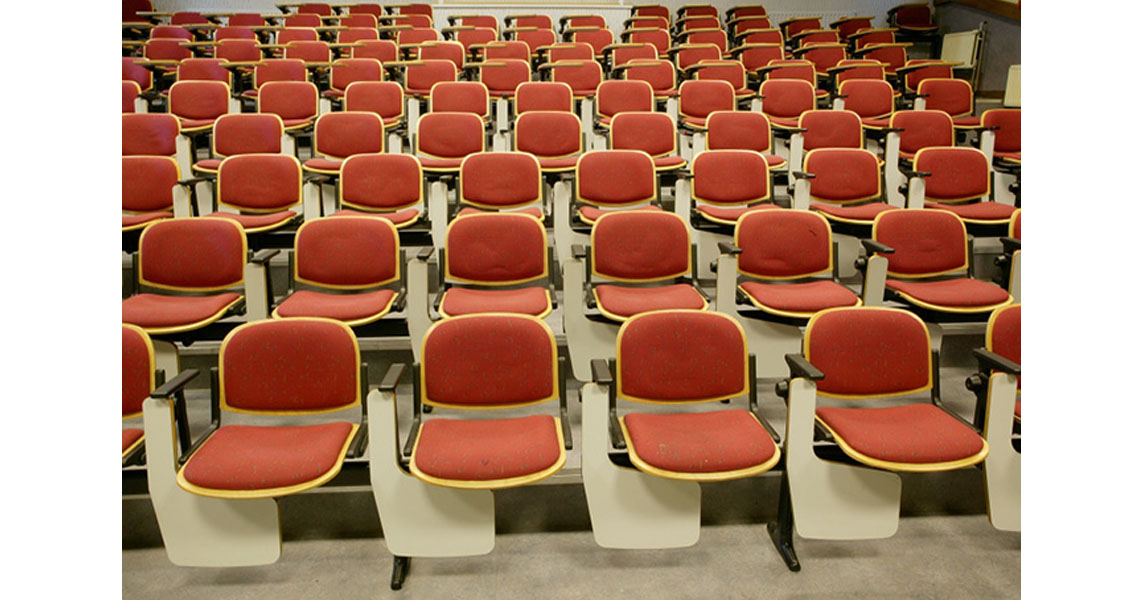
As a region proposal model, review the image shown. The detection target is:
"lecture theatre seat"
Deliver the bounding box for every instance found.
[969,303,1021,532]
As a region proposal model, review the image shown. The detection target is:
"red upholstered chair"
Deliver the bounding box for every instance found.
[284,39,332,65]
[795,148,897,234]
[625,16,669,30]
[539,59,604,124]
[780,17,823,41]
[122,324,155,466]
[581,310,789,564]
[563,210,709,380]
[397,59,458,134]
[321,153,423,228]
[738,28,784,47]
[192,113,286,175]
[123,113,193,178]
[714,210,866,379]
[622,28,671,58]
[143,317,367,566]
[515,81,574,114]
[689,60,755,105]
[124,57,154,95]
[675,16,720,34]
[515,110,584,175]
[915,78,980,129]
[228,13,266,27]
[831,16,874,41]
[150,25,195,41]
[560,14,606,33]
[283,14,322,29]
[428,81,491,123]
[123,80,145,114]
[414,40,466,70]
[258,80,319,135]
[757,78,815,133]
[609,112,686,173]
[705,111,786,170]
[678,5,718,19]
[456,152,545,218]
[678,79,735,132]
[835,79,895,130]
[272,216,403,327]
[677,29,729,58]
[122,156,178,235]
[633,4,671,20]
[791,43,846,87]
[447,14,499,33]
[214,26,257,43]
[368,312,569,589]
[849,28,897,50]
[297,3,333,16]
[783,306,989,540]
[888,2,938,39]
[787,109,869,179]
[594,79,655,129]
[506,27,557,58]
[571,149,660,226]
[969,303,1021,531]
[338,27,380,45]
[731,43,784,75]
[396,27,441,49]
[322,58,384,108]
[869,209,1013,317]
[474,59,530,135]
[240,59,308,103]
[729,17,774,40]
[538,42,594,64]
[852,43,909,76]
[505,14,553,29]
[344,81,407,134]
[755,60,827,102]
[980,108,1020,208]
[679,149,775,231]
[349,4,383,18]
[277,27,320,47]
[670,43,721,72]
[602,43,658,72]
[304,111,386,175]
[898,59,953,95]
[613,59,678,107]
[882,109,954,205]
[215,39,261,67]
[352,39,399,63]
[122,217,272,337]
[167,80,232,135]
[907,147,1016,234]
[446,27,498,55]
[789,29,840,50]
[203,154,302,234]
[414,111,485,174]
[480,41,531,62]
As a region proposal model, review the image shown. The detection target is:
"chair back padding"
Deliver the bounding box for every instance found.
[460,152,542,209]
[679,80,736,119]
[516,82,574,113]
[253,59,308,88]
[169,81,229,120]
[592,211,690,281]
[330,58,384,93]
[916,78,973,117]
[398,28,439,46]
[597,80,655,118]
[446,213,548,284]
[617,311,748,402]
[982,108,1021,153]
[805,307,932,398]
[421,314,557,408]
[515,111,582,157]
[873,209,969,276]
[611,112,677,156]
[406,59,456,90]
[551,60,603,95]
[429,81,490,117]
[891,110,954,155]
[295,217,400,288]
[339,27,379,44]
[122,325,155,418]
[216,39,261,62]
[259,81,319,120]
[692,150,769,205]
[218,154,302,211]
[707,111,773,153]
[611,44,657,67]
[838,79,894,119]
[694,61,748,92]
[576,150,656,206]
[177,59,230,84]
[736,210,832,279]
[675,44,720,70]
[352,39,398,62]
[340,153,421,211]
[221,318,360,413]
[123,79,141,114]
[314,111,385,158]
[759,79,815,119]
[418,42,465,70]
[914,147,990,202]
[213,114,283,157]
[800,109,863,150]
[344,81,404,119]
[123,156,179,212]
[622,60,675,95]
[480,59,530,92]
[804,148,881,203]
[987,303,1021,388]
[139,218,246,290]
[144,38,192,62]
[286,40,333,63]
[416,112,485,158]
[123,58,153,93]
[547,42,593,62]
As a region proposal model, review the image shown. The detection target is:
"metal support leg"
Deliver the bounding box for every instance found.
[767,471,801,572]
[390,556,409,590]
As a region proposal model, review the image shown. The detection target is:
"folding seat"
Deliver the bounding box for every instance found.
[782,306,989,541]
[979,108,1020,206]
[674,16,720,36]
[398,58,458,132]
[514,110,584,176]
[473,59,531,140]
[553,149,660,266]
[257,80,320,136]
[395,26,440,49]
[389,3,434,22]
[787,110,872,181]
[150,25,194,41]
[505,14,553,30]
[515,81,574,114]
[788,29,841,50]
[631,4,671,21]
[621,28,671,58]
[676,148,775,229]
[704,111,785,171]
[349,3,383,17]
[581,310,790,565]
[428,81,490,121]
[338,14,379,30]
[122,156,179,237]
[538,59,604,125]
[367,311,571,589]
[831,16,874,42]
[887,2,939,42]
[122,324,154,467]
[123,57,154,96]
[174,58,231,88]
[166,80,235,148]
[688,60,755,107]
[567,27,615,60]
[794,147,897,238]
[213,26,257,43]
[881,109,955,206]
[906,147,1017,234]
[190,113,287,173]
[714,210,869,379]
[594,79,655,134]
[866,209,1013,319]
[142,38,192,66]
[757,79,816,157]
[415,112,487,245]
[321,58,384,111]
[123,80,145,114]
[447,14,499,33]
[504,27,557,58]
[612,59,678,117]
[214,39,261,71]
[848,28,897,51]
[195,154,303,237]
[827,59,889,91]
[833,79,895,133]
[271,216,404,327]
[311,153,423,228]
[123,113,193,177]
[344,81,407,150]
[677,79,736,157]
[563,211,709,381]
[142,317,368,566]
[351,39,399,63]
[303,111,386,176]
[406,212,554,362]
[609,112,686,173]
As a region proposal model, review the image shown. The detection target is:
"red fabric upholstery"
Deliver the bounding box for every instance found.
[800,110,864,151]
[811,202,895,223]
[679,80,735,120]
[924,202,1017,221]
[514,29,558,56]
[480,59,530,95]
[430,81,490,116]
[314,112,385,158]
[422,315,555,407]
[138,218,245,289]
[329,58,384,94]
[333,208,421,226]
[447,213,547,283]
[839,79,894,119]
[577,150,656,206]
[817,404,985,464]
[253,60,308,88]
[624,410,776,473]
[122,326,152,417]
[596,80,655,119]
[456,206,544,219]
[740,281,859,315]
[352,39,399,63]
[302,158,343,172]
[222,319,359,412]
[123,156,178,213]
[205,211,298,231]
[295,217,399,287]
[915,147,990,202]
[737,210,832,277]
[692,150,770,205]
[595,284,706,319]
[573,28,614,57]
[618,311,744,401]
[807,307,930,397]
[413,415,562,481]
[805,148,881,202]
[259,81,319,123]
[169,81,229,122]
[917,78,973,118]
[886,278,1011,309]
[193,159,222,172]
[440,287,551,317]
[123,429,145,454]
[983,109,1020,153]
[123,81,140,113]
[515,111,581,160]
[551,60,603,97]
[592,211,690,280]
[988,304,1021,388]
[345,81,405,121]
[123,114,179,157]
[405,58,455,93]
[695,204,777,224]
[892,110,954,156]
[274,289,397,322]
[417,112,484,159]
[515,82,574,113]
[460,153,542,208]
[218,154,301,211]
[122,292,242,330]
[578,205,662,224]
[874,209,968,276]
[706,112,773,154]
[611,112,678,157]
[212,114,283,157]
[123,212,173,229]
[759,79,815,123]
[181,422,353,490]
[340,154,421,210]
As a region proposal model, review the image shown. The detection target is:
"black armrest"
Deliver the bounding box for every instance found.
[591,358,613,385]
[718,242,742,255]
[250,248,280,264]
[973,348,1021,377]
[304,173,332,184]
[792,171,815,180]
[572,244,587,259]
[861,239,894,254]
[177,176,213,186]
[881,127,904,133]
[1000,237,1021,253]
[415,246,435,261]
[380,363,406,391]
[899,166,932,179]
[978,125,1000,132]
[785,354,825,381]
[786,127,808,134]
[151,369,200,399]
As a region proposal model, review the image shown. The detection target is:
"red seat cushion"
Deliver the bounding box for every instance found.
[303,158,344,172]
[123,428,144,454]
[769,116,801,129]
[623,409,777,475]
[763,154,786,168]
[456,206,544,219]
[816,404,986,467]
[995,151,1020,163]
[953,116,981,128]
[204,210,297,232]
[274,289,397,324]
[282,118,314,129]
[810,201,895,224]
[695,203,778,225]
[594,284,707,320]
[412,415,563,483]
[193,159,222,172]
[538,157,579,171]
[652,155,687,170]
[886,278,1011,311]
[439,287,552,317]
[177,118,217,131]
[122,212,173,230]
[681,117,707,129]
[122,292,242,331]
[738,280,860,317]
[861,117,891,129]
[333,207,421,227]
[419,157,464,171]
[181,422,355,491]
[578,204,661,224]
[924,202,1017,222]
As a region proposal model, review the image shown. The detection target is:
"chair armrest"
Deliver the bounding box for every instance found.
[250,248,280,265]
[972,348,1021,377]
[590,358,613,385]
[151,369,200,399]
[791,170,814,180]
[1000,237,1021,253]
[786,354,825,381]
[571,244,587,259]
[718,242,742,255]
[861,239,894,255]
[380,363,406,392]
[415,246,435,261]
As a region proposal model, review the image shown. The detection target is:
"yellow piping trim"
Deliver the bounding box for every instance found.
[888,287,1013,314]
[458,152,543,209]
[816,417,989,472]
[312,110,386,160]
[914,146,991,203]
[620,413,780,481]
[409,419,566,489]
[592,287,708,324]
[176,423,358,498]
[589,210,691,282]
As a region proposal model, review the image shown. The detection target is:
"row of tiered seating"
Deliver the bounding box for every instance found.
[122,1,1021,591]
